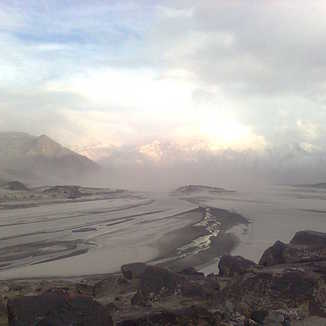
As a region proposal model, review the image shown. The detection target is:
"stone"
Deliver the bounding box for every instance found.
[93,274,131,298]
[290,231,326,247]
[138,265,186,296]
[222,269,318,317]
[106,302,119,313]
[251,310,285,325]
[264,310,285,324]
[219,255,257,277]
[178,267,205,278]
[260,231,326,267]
[131,290,148,306]
[117,306,223,326]
[121,262,148,280]
[7,289,113,326]
[259,241,287,266]
[251,310,268,323]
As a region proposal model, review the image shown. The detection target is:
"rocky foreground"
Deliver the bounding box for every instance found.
[1,230,326,325]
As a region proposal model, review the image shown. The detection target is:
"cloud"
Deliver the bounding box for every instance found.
[1,0,326,170]
[152,1,326,96]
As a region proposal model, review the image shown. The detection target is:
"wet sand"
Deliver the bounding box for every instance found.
[0,194,200,279]
[153,206,248,271]
[0,192,248,280]
[3,184,326,282]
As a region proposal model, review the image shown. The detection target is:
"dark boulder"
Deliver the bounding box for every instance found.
[178,267,205,278]
[222,270,320,316]
[251,310,287,325]
[251,310,268,323]
[138,265,185,296]
[131,290,149,307]
[179,282,208,298]
[219,255,257,277]
[94,274,131,298]
[290,230,326,247]
[7,290,113,326]
[117,306,223,326]
[106,302,119,314]
[121,263,148,280]
[136,265,220,301]
[259,241,287,266]
[260,231,326,267]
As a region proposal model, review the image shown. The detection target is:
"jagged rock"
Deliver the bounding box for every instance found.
[219,255,258,277]
[178,267,205,278]
[106,302,119,313]
[245,320,259,326]
[251,310,268,323]
[207,273,220,283]
[137,265,219,300]
[251,309,290,326]
[131,290,149,306]
[260,231,326,267]
[121,263,148,280]
[117,306,224,326]
[290,231,326,247]
[222,269,326,319]
[292,316,326,325]
[93,274,131,298]
[7,289,113,326]
[259,241,287,266]
[264,310,285,325]
[179,281,208,298]
[138,265,186,296]
[75,281,94,296]
[5,230,326,326]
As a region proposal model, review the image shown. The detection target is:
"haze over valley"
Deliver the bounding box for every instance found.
[2,131,326,190]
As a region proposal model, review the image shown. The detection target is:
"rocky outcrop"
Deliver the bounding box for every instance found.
[117,306,226,326]
[7,289,113,326]
[291,230,326,247]
[178,266,205,278]
[251,310,291,325]
[259,240,287,266]
[259,231,326,266]
[222,269,324,317]
[3,230,326,326]
[136,265,186,297]
[219,255,258,277]
[121,262,148,280]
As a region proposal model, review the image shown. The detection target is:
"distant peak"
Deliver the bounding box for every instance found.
[28,135,72,157]
[38,134,50,139]
[37,134,57,143]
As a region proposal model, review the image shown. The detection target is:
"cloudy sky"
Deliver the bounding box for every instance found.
[1,0,326,162]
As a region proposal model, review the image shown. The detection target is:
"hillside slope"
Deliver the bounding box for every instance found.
[0,132,99,184]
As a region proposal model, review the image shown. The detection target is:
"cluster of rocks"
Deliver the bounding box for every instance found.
[2,230,326,325]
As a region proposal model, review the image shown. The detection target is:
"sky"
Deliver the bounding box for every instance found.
[1,0,326,172]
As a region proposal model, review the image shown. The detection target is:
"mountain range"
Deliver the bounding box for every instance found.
[80,140,326,189]
[2,131,326,189]
[0,132,99,184]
